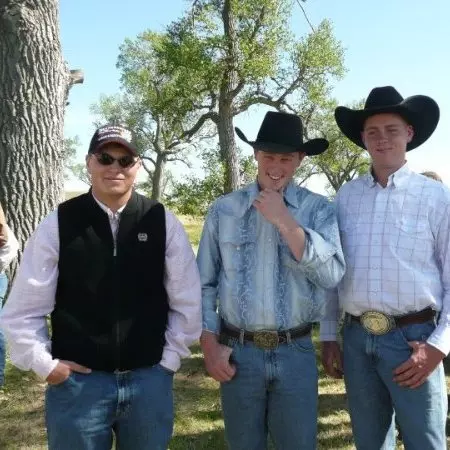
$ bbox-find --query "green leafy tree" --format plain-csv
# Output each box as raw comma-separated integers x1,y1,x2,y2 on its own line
92,31,216,201
166,147,257,216
121,0,345,193
63,136,81,181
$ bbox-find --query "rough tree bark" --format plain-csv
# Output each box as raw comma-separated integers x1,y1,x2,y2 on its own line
151,153,166,202
0,0,82,273
219,0,241,193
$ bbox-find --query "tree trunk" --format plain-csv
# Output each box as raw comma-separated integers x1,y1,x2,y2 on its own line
0,0,70,263
219,0,240,193
217,105,240,193
151,153,166,201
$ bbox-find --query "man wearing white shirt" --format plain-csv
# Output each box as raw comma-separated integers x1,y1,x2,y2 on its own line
320,86,448,450
0,202,19,387
0,124,202,450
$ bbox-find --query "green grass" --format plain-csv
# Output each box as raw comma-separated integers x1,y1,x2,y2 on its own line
179,215,203,253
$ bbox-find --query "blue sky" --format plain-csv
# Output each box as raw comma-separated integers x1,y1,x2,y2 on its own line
61,0,450,191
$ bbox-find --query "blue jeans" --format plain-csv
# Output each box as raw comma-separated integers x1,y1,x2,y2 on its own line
45,364,174,450
343,320,447,450
220,334,318,450
0,272,8,387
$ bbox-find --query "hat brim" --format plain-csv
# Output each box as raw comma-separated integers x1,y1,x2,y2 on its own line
235,127,329,156
335,95,439,151
91,138,138,156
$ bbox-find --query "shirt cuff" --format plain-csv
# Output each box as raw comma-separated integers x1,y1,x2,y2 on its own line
202,310,220,334
427,323,450,356
31,353,59,380
301,227,337,267
160,348,181,373
319,320,338,341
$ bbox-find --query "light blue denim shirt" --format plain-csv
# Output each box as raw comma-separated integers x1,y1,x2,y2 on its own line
197,181,346,333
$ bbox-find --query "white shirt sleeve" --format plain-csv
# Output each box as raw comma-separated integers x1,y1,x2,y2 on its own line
160,210,202,372
0,211,60,379
0,225,20,272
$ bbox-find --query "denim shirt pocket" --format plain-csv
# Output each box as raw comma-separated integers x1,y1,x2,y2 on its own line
218,215,256,273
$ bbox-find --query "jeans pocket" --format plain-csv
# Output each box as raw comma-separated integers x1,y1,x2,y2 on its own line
289,335,315,353
48,373,74,389
397,321,435,346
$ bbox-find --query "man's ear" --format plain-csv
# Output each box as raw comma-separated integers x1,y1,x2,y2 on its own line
85,154,93,175
297,152,307,167
406,125,414,143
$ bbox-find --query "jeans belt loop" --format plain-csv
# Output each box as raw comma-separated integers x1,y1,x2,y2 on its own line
239,329,245,345
286,330,292,344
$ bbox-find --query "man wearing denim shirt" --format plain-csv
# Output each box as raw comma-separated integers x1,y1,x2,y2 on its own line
197,111,346,450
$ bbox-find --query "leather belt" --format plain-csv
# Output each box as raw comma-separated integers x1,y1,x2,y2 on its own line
220,322,312,350
347,307,436,335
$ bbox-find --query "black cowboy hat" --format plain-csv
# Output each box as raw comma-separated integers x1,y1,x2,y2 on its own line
335,86,439,151
235,111,329,156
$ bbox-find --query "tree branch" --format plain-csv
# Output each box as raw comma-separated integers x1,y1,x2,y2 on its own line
69,69,84,87
166,156,192,168
235,93,297,115
141,155,156,166
167,111,219,150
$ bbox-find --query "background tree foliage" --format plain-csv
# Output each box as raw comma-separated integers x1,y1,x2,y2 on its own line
165,146,257,215
117,0,345,194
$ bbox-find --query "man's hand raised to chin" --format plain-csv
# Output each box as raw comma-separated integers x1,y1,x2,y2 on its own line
253,189,306,261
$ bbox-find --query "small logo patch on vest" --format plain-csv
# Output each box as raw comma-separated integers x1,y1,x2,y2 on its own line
137,233,148,242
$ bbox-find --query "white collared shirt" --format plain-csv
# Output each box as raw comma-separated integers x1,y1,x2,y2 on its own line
0,194,202,378
321,164,450,355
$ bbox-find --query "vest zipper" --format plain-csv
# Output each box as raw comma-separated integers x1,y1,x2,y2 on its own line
112,215,120,370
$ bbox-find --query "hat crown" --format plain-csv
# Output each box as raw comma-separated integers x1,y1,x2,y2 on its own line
256,111,304,148
88,123,137,155
365,86,404,110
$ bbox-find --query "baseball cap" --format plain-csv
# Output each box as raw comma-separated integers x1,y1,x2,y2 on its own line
88,124,138,156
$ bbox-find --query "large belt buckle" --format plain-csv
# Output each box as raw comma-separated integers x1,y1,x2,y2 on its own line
360,311,395,335
253,330,279,349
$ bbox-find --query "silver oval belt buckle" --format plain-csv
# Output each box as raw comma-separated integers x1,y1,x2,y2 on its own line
360,311,395,335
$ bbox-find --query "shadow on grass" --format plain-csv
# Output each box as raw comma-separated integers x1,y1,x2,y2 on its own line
169,429,227,450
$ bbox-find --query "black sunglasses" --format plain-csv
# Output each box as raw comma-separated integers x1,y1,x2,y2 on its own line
94,152,138,168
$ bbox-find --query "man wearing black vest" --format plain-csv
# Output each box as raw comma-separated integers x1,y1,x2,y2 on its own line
0,125,202,450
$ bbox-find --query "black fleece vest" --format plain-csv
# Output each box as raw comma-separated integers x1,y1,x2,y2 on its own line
52,191,168,372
